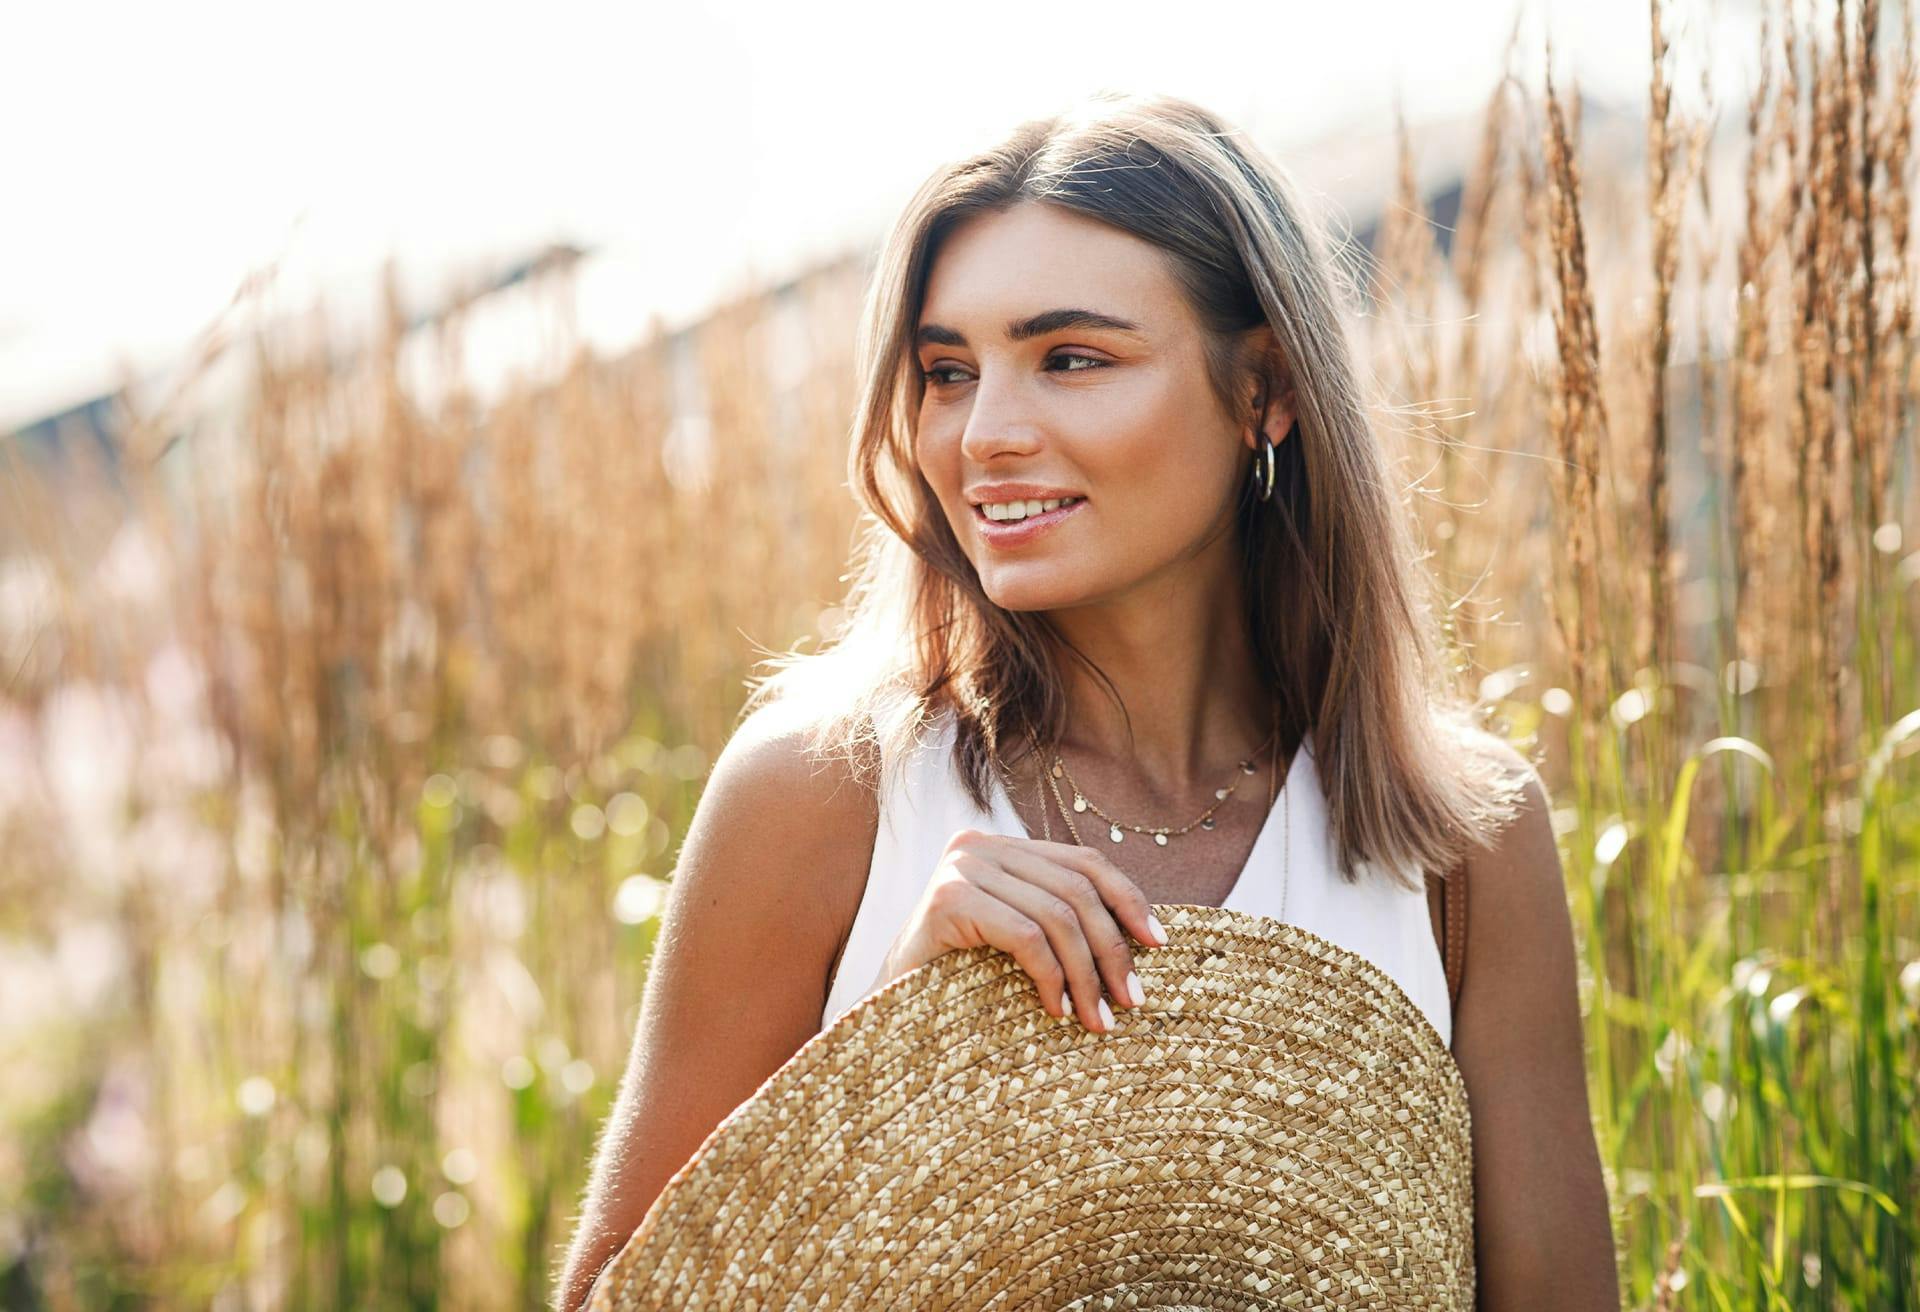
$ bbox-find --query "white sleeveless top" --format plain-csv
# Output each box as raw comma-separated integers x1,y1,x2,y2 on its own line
821,708,1454,1046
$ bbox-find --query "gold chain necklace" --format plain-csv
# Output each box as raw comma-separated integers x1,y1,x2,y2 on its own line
1028,701,1281,846
994,702,1292,921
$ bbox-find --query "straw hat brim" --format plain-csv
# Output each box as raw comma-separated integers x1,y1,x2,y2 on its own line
587,905,1474,1310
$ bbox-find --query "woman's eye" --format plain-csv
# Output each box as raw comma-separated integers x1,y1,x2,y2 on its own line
920,353,1108,389
1050,353,1105,374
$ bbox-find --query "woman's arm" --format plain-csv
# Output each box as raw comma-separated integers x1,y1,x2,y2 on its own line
1451,753,1620,1310
550,707,878,1312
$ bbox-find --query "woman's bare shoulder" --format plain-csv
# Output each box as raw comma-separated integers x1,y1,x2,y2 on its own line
719,699,884,805
686,702,883,965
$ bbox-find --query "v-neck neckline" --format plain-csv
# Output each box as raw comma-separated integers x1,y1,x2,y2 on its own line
985,732,1311,915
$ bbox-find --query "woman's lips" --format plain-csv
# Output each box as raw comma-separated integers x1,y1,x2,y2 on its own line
973,498,1086,547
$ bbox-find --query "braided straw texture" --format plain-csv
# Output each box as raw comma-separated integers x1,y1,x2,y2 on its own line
586,905,1473,1310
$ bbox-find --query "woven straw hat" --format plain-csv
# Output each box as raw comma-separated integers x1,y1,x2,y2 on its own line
586,905,1473,1309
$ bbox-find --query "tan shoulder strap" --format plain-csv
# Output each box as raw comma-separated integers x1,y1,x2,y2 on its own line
1425,860,1469,1018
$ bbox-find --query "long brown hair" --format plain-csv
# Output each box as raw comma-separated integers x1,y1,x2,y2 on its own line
742,90,1528,887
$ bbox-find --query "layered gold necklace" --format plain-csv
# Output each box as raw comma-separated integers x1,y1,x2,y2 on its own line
1023,699,1282,847
999,699,1291,918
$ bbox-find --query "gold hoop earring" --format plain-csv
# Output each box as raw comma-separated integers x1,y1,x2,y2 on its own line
1250,419,1299,505
1251,434,1276,502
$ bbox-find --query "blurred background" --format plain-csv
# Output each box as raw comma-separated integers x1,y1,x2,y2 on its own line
3,0,1916,1307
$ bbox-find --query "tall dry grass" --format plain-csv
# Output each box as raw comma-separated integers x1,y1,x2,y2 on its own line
1369,1,1920,1303
1,263,869,1309
2,2,1917,1305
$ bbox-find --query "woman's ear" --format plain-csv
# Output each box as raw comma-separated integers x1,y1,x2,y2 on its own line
1239,326,1294,452
1264,387,1297,449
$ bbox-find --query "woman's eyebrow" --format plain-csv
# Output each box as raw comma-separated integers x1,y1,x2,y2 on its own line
915,308,1146,348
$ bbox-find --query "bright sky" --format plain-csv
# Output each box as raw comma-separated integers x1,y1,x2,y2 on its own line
1,0,1735,432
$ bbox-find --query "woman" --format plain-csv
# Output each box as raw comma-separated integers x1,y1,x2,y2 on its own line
555,91,1618,1310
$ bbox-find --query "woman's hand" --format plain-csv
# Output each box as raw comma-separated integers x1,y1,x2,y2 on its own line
871,828,1167,1030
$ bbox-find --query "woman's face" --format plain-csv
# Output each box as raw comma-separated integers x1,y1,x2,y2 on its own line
913,201,1278,613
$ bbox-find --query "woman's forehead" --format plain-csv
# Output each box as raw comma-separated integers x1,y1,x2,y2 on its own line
921,210,1178,340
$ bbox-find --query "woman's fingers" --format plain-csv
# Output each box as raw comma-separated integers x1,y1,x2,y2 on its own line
936,833,1161,1030
926,869,1074,1020
910,829,1169,1032
977,847,1154,1024
956,861,1115,1029
1009,837,1167,956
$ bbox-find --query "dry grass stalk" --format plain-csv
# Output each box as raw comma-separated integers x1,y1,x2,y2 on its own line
1864,0,1916,721
1647,0,1680,705
1436,69,1516,666
1541,52,1611,794
1731,1,1790,720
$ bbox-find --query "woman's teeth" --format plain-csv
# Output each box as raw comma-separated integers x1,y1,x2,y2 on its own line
981,496,1082,521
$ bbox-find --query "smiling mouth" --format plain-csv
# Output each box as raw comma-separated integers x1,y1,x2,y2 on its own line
972,496,1086,523
970,497,1087,543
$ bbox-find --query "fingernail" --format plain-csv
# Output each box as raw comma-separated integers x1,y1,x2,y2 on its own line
1096,997,1114,1032
1146,913,1167,945
1124,970,1145,1007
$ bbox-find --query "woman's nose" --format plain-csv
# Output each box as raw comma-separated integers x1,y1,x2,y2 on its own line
957,377,1045,463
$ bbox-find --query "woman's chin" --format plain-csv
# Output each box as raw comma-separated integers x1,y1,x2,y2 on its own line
978,571,1091,615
